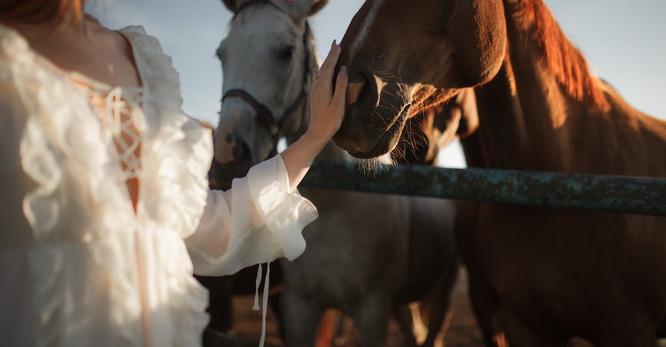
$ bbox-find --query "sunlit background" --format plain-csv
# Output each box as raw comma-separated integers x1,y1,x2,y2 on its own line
93,0,666,168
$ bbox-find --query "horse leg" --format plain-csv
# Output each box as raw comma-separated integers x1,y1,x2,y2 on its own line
597,333,655,347
596,311,656,347
281,290,323,347
499,307,567,347
422,260,459,347
353,295,391,347
315,309,342,347
455,202,502,346
393,304,419,347
196,276,234,332
461,259,501,345
268,292,286,340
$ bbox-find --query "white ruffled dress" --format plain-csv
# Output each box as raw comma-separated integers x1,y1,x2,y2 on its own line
0,24,317,346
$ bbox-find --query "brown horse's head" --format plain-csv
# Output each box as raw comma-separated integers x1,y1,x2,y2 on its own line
335,0,507,158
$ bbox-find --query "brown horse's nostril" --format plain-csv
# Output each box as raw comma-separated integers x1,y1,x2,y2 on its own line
346,80,366,105
346,70,377,107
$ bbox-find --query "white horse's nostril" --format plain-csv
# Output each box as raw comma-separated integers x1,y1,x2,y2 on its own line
346,80,366,105
213,128,237,164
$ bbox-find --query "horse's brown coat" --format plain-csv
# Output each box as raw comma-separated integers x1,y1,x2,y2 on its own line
336,0,666,345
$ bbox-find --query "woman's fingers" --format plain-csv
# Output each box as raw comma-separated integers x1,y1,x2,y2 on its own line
317,40,342,97
304,41,347,144
319,40,341,76
332,66,348,107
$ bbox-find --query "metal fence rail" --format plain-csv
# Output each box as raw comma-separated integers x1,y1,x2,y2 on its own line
301,162,666,217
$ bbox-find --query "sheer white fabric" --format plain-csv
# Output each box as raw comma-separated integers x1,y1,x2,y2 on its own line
0,23,317,347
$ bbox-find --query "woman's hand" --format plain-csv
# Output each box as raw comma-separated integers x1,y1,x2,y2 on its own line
281,41,348,191
302,40,348,148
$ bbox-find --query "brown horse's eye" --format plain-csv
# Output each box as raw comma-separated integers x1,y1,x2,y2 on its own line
276,45,296,62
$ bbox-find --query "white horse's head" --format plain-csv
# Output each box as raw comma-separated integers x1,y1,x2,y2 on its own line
211,0,327,189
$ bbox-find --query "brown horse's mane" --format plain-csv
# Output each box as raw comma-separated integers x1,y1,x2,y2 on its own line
512,0,611,112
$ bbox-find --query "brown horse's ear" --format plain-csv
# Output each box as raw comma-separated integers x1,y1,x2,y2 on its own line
447,0,507,87
308,0,329,16
222,0,237,12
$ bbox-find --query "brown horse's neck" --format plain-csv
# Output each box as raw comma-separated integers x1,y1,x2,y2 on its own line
469,0,666,175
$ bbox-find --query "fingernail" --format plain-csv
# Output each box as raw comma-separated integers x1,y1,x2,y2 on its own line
341,66,347,74
332,40,336,47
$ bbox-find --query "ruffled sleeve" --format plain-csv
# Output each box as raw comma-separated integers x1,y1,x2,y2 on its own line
186,154,318,276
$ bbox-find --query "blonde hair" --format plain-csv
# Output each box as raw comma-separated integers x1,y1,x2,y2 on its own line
0,0,84,25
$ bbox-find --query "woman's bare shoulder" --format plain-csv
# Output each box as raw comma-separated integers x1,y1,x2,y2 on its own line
85,18,142,87
87,19,131,58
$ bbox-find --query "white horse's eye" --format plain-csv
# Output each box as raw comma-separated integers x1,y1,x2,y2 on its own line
276,45,296,62
216,41,227,61
216,47,226,62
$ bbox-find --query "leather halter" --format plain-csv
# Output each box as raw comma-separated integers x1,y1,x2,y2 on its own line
222,0,313,155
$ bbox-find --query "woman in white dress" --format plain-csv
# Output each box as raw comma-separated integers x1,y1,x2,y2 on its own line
0,1,349,345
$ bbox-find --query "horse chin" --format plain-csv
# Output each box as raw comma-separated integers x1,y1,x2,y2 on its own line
210,159,252,191
341,106,408,160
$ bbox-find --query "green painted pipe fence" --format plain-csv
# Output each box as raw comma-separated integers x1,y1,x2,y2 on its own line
300,161,666,217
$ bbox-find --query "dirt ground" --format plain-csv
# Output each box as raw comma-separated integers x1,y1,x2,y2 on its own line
226,269,485,347
221,270,666,347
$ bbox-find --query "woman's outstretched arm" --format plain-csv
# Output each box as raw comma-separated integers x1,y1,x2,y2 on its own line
186,42,347,275
281,40,348,191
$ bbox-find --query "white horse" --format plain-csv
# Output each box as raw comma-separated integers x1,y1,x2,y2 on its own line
212,1,459,346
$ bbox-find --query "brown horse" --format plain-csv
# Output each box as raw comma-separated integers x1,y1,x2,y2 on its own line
334,0,666,346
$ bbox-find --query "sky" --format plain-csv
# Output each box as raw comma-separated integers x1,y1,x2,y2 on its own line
94,0,666,168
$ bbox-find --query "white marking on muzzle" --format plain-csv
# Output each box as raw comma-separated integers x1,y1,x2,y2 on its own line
348,0,386,59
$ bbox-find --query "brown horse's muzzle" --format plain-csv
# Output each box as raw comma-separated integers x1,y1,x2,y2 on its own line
334,66,408,159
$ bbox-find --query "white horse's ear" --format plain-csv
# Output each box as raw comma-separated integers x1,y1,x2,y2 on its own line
223,0,328,17
308,0,329,16
284,0,329,19
222,0,236,12
222,0,255,13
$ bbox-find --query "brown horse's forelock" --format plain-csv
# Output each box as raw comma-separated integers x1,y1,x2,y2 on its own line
510,0,611,112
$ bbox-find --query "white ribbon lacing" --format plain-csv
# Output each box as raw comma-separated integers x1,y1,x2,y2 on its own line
104,87,143,181
252,262,271,347
69,72,144,181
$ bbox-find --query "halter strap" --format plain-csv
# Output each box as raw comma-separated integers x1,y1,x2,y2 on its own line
222,89,282,139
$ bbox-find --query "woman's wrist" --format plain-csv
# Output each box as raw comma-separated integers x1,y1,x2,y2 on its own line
281,131,326,191
299,128,329,155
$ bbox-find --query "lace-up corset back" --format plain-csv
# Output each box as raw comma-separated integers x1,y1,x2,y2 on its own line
70,72,145,212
